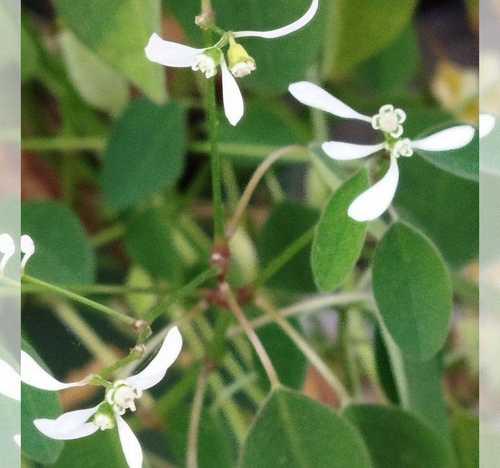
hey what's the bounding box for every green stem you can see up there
[91,224,126,248]
[145,268,218,322]
[206,74,225,240]
[254,226,315,289]
[22,284,171,296]
[23,274,136,327]
[187,367,209,468]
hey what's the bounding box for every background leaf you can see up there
[21,340,64,465]
[22,202,96,284]
[311,169,369,291]
[373,222,452,361]
[55,0,165,103]
[240,389,372,468]
[344,405,454,468]
[101,99,186,211]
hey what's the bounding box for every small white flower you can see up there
[372,104,406,138]
[20,234,35,272]
[145,0,319,126]
[289,81,476,221]
[0,233,15,275]
[22,327,183,468]
[192,53,218,79]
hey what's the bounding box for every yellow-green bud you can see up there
[227,39,256,78]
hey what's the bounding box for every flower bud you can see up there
[227,38,256,78]
[94,407,115,431]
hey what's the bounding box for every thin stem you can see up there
[228,292,370,337]
[22,284,171,296]
[256,296,351,407]
[145,268,218,323]
[206,72,225,240]
[222,283,281,389]
[340,310,363,400]
[254,226,315,289]
[91,224,126,248]
[23,274,136,327]
[225,145,306,239]
[187,367,209,468]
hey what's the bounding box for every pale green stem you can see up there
[187,368,209,468]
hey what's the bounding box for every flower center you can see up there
[105,381,142,415]
[230,60,256,78]
[93,412,115,431]
[379,113,399,134]
[192,54,218,79]
[372,105,406,139]
[387,138,414,159]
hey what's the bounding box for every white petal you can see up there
[289,82,371,122]
[0,359,20,401]
[34,406,99,440]
[412,125,475,152]
[348,157,400,222]
[145,33,204,68]
[234,0,319,39]
[221,59,245,126]
[20,234,35,270]
[322,141,384,160]
[13,434,21,447]
[480,113,496,138]
[21,351,89,391]
[117,415,143,468]
[126,326,182,391]
[0,233,15,273]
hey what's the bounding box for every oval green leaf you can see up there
[22,202,96,284]
[101,99,186,211]
[21,340,64,465]
[311,169,369,291]
[239,389,372,468]
[373,222,452,361]
[55,0,165,103]
[344,405,454,468]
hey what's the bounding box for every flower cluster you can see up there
[0,234,35,275]
[21,327,183,468]
[289,81,476,221]
[145,0,319,126]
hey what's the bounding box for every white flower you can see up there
[0,358,21,447]
[480,113,496,138]
[289,81,476,222]
[145,0,319,126]
[21,327,183,468]
[21,234,35,272]
[0,233,15,275]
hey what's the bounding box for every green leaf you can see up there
[21,22,40,82]
[355,26,420,93]
[21,340,63,465]
[59,30,129,116]
[258,202,319,292]
[344,405,454,468]
[55,0,165,103]
[125,207,181,282]
[101,99,186,211]
[240,389,372,468]
[256,321,307,390]
[53,429,128,468]
[328,0,418,75]
[451,412,478,468]
[395,155,478,268]
[373,222,452,361]
[168,0,326,93]
[373,328,399,404]
[414,124,479,182]
[22,202,96,284]
[311,169,369,291]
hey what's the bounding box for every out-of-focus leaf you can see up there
[53,430,128,468]
[125,207,181,282]
[21,22,39,82]
[311,169,369,291]
[327,0,418,76]
[125,266,157,317]
[101,99,186,211]
[239,389,372,468]
[258,202,319,292]
[373,328,399,404]
[21,340,63,465]
[256,321,307,390]
[355,26,420,93]
[373,222,452,361]
[22,202,96,284]
[344,405,454,468]
[167,0,326,93]
[451,412,479,468]
[59,30,129,116]
[55,0,165,103]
